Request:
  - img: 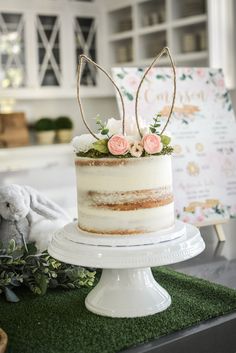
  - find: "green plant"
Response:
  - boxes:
[55,116,73,130]
[0,240,96,302]
[95,116,109,137]
[34,118,55,132]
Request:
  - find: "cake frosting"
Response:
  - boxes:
[75,155,174,235]
[74,47,176,236]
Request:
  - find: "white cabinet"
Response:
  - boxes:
[0,12,26,89]
[104,0,236,89]
[105,0,208,67]
[0,0,103,99]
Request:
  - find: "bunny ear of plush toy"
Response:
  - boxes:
[23,186,70,221]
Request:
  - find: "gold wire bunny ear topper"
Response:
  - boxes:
[74,48,176,158]
[75,54,130,157]
[134,47,176,155]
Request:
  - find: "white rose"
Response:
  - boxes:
[106,118,122,135]
[71,134,97,153]
[106,116,146,139]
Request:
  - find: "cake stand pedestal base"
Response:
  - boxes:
[48,221,205,318]
[85,268,171,317]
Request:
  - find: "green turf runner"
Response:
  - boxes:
[1,267,236,353]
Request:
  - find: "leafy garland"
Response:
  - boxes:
[0,240,96,302]
[77,145,174,159]
[77,115,173,158]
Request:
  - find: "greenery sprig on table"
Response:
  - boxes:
[0,240,96,303]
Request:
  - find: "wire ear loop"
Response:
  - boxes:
[77,48,176,139]
[77,54,126,139]
[134,47,176,138]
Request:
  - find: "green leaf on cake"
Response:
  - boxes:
[101,128,109,135]
[92,139,109,153]
[161,135,171,145]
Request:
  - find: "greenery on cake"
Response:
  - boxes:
[77,145,174,158]
[73,115,174,159]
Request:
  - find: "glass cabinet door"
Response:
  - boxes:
[0,12,25,88]
[36,15,62,87]
[74,17,97,86]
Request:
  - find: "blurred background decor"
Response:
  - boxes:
[0,112,29,147]
[55,116,74,143]
[34,117,56,145]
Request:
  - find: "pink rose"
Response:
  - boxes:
[142,134,163,154]
[108,135,130,155]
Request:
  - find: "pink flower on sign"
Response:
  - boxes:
[108,135,130,155]
[196,68,205,78]
[142,134,163,154]
[124,74,140,91]
[196,214,205,222]
[217,78,224,88]
[183,215,190,223]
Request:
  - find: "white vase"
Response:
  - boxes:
[57,129,73,143]
[36,131,55,145]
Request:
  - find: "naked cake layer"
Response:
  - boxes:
[75,155,174,235]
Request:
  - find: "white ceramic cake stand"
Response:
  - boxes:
[48,220,205,318]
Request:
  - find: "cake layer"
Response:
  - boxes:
[75,156,172,191]
[75,155,174,235]
[78,203,175,235]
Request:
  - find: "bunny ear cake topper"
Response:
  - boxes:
[135,46,176,138]
[73,47,176,158]
[77,54,126,139]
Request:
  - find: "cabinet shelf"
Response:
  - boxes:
[106,0,209,69]
[108,6,132,35]
[137,0,166,28]
[172,14,207,28]
[109,31,134,42]
[138,23,167,35]
[176,50,208,63]
[171,0,206,20]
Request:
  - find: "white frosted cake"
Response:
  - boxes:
[74,154,174,235]
[73,47,176,236]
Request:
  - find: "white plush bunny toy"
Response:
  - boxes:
[0,184,71,252]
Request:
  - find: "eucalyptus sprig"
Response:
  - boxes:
[0,240,96,302]
[96,115,110,138]
[149,114,162,134]
[149,114,172,146]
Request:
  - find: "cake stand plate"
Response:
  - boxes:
[48,221,205,318]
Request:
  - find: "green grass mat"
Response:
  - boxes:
[1,267,236,353]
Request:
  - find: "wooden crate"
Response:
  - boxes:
[0,112,29,147]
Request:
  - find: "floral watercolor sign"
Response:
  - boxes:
[112,67,236,225]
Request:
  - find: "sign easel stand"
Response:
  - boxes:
[213,223,226,242]
[196,220,228,242]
